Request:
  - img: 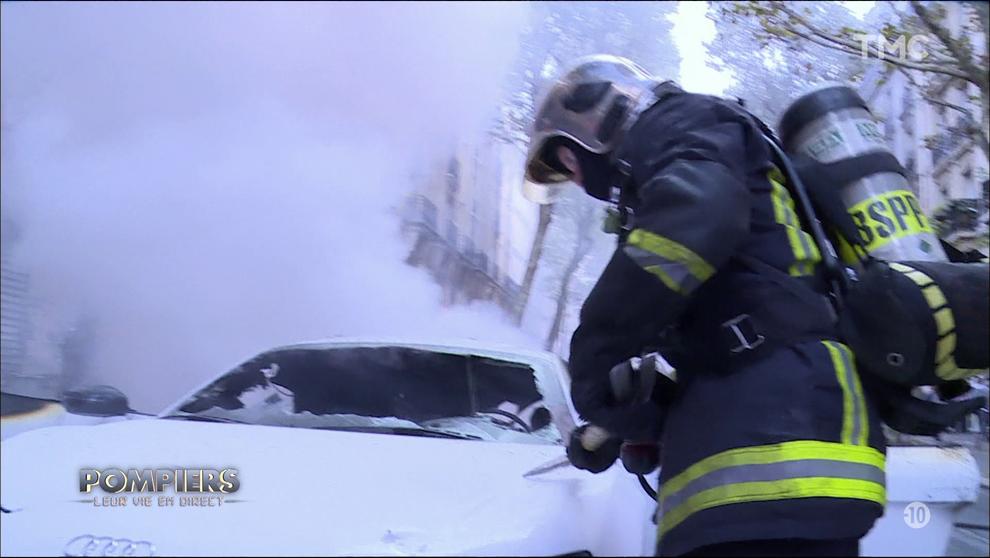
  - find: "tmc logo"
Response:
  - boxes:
[857,34,931,62]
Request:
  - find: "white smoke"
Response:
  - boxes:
[1,1,536,411]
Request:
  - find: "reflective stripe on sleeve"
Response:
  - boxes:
[657,440,886,537]
[624,229,715,295]
[823,341,869,446]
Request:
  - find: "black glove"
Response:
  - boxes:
[862,374,984,436]
[620,441,661,475]
[566,425,622,474]
[936,379,973,401]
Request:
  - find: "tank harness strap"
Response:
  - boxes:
[814,151,906,184]
[792,151,907,261]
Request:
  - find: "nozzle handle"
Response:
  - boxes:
[579,425,611,451]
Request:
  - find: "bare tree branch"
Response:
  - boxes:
[898,67,990,156]
[774,2,973,80]
[543,201,595,351]
[514,203,553,325]
[909,0,989,90]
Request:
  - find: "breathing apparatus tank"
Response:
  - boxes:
[778,85,988,392]
[779,85,947,263]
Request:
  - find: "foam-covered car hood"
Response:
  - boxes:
[0,418,656,556]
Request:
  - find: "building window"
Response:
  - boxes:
[931,125,967,168]
[445,220,458,247]
[905,156,919,194]
[900,94,915,136]
[446,157,460,209]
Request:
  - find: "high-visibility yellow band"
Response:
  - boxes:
[890,263,970,381]
[825,341,856,445]
[659,477,886,535]
[933,307,955,336]
[768,166,786,184]
[627,229,715,283]
[658,440,885,500]
[643,264,686,295]
[935,333,957,364]
[904,271,934,287]
[768,173,820,277]
[921,285,947,309]
[937,358,986,381]
[822,341,869,446]
[845,190,934,254]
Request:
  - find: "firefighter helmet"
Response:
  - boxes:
[523,55,664,202]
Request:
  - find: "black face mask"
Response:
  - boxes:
[573,149,619,202]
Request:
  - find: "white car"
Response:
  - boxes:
[0,338,660,556]
[0,338,980,556]
[1,388,149,441]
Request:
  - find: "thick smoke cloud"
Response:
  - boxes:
[1,1,534,411]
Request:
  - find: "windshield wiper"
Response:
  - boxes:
[160,414,248,424]
[311,425,481,440]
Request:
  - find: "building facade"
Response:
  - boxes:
[400,135,539,313]
[859,2,989,255]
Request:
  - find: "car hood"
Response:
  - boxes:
[1,418,632,556]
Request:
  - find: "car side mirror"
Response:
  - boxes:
[62,385,130,417]
[530,406,552,431]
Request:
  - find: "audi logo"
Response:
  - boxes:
[63,535,156,556]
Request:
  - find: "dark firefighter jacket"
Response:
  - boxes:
[568,86,887,556]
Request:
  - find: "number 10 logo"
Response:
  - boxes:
[904,501,931,529]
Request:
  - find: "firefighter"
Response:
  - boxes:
[523,55,886,557]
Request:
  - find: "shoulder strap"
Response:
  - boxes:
[760,131,851,307]
[732,109,852,308]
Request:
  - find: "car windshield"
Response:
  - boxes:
[165,346,563,445]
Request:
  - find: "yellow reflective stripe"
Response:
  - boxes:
[771,180,807,264]
[659,477,886,535]
[825,342,855,445]
[845,190,934,254]
[867,262,981,380]
[921,286,947,309]
[768,166,786,184]
[890,263,964,380]
[790,260,816,277]
[643,265,687,295]
[936,333,957,363]
[658,440,885,500]
[846,347,869,446]
[905,271,934,287]
[933,308,955,336]
[836,234,860,265]
[937,359,985,381]
[627,229,715,283]
[768,173,819,277]
[823,341,868,445]
[625,244,704,295]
